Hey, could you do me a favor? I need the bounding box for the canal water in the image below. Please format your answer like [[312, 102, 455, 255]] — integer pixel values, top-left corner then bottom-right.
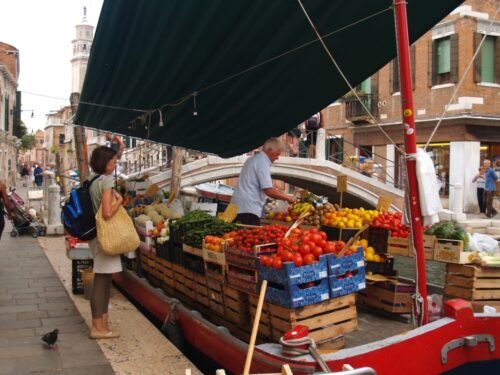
[[394, 256, 445, 286]]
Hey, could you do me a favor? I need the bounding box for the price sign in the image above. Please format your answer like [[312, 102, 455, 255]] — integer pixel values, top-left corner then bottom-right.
[[377, 195, 392, 212], [337, 175, 347, 193]]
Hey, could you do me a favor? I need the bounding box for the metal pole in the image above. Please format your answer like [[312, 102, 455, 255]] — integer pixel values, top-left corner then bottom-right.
[[393, 0, 428, 324]]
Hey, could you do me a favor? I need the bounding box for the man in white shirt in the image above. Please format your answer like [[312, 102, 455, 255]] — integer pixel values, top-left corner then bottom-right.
[[231, 138, 296, 225]]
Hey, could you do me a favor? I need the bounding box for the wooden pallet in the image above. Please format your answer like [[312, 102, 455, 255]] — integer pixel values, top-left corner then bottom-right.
[[249, 293, 357, 347], [444, 263, 500, 301]]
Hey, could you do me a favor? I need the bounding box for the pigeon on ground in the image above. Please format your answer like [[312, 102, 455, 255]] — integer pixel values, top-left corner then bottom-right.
[[42, 328, 59, 349]]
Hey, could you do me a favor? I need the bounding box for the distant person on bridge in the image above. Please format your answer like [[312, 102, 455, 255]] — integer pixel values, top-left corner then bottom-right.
[[105, 132, 125, 159], [231, 138, 296, 226]]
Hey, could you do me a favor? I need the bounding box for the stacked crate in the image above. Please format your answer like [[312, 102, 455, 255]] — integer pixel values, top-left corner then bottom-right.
[[249, 293, 357, 347], [226, 244, 275, 294], [444, 263, 500, 312], [258, 255, 330, 308], [326, 247, 366, 298]]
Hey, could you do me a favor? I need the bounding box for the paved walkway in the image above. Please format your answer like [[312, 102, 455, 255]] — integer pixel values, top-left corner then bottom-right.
[[1, 183, 200, 375], [0, 220, 114, 375]]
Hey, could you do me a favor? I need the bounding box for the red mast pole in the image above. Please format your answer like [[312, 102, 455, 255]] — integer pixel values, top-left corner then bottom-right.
[[393, 1, 428, 324]]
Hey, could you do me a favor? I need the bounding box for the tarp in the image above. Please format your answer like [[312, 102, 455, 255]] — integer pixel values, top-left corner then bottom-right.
[[74, 0, 464, 157]]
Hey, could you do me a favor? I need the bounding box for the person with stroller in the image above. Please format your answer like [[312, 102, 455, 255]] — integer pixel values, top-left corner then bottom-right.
[[0, 181, 13, 239]]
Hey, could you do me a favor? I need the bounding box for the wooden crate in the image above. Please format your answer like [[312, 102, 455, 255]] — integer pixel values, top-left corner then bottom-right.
[[223, 285, 249, 325], [249, 293, 357, 345], [194, 273, 210, 306], [387, 235, 434, 259], [444, 263, 500, 301], [356, 279, 415, 314], [433, 239, 471, 264], [207, 278, 225, 316], [173, 263, 198, 300]]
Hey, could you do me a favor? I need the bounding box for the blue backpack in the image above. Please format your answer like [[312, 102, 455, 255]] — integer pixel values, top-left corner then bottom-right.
[[61, 175, 101, 240]]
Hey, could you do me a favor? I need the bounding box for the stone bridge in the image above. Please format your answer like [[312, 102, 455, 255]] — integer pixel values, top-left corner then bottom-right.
[[148, 156, 404, 210]]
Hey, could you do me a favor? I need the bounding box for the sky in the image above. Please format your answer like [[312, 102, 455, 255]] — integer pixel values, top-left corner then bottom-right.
[[0, 0, 103, 132]]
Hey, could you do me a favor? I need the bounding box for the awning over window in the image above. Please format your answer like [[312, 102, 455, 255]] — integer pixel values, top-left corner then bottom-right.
[[74, 0, 463, 157]]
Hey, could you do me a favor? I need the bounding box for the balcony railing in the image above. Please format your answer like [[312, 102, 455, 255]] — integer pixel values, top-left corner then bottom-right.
[[344, 94, 378, 124]]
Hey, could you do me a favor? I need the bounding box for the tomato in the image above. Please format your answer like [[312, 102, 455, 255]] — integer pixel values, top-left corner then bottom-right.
[[272, 257, 283, 269], [323, 241, 336, 254], [303, 253, 316, 265], [310, 233, 322, 244], [281, 250, 294, 262], [311, 246, 323, 259], [301, 235, 311, 244], [260, 255, 269, 266], [317, 239, 327, 249], [319, 231, 327, 240], [292, 253, 303, 267], [298, 244, 311, 256], [335, 240, 346, 252]]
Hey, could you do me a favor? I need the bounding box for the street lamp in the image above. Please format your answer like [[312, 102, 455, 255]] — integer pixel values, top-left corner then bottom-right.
[[11, 108, 34, 117]]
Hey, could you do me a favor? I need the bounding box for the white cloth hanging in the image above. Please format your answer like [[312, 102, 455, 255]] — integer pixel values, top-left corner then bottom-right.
[[416, 148, 442, 226]]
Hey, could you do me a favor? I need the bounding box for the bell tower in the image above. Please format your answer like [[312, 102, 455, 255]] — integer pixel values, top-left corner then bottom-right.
[[71, 6, 94, 93]]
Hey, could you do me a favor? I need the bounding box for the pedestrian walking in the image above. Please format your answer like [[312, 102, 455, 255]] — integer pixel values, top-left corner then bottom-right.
[[483, 159, 498, 218], [34, 164, 44, 188], [20, 164, 30, 187], [472, 167, 485, 214]]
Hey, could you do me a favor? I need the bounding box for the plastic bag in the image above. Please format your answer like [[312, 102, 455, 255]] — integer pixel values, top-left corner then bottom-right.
[[469, 233, 499, 254], [167, 198, 185, 217], [428, 294, 443, 322]]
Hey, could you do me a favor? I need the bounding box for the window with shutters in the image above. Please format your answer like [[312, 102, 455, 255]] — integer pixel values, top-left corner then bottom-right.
[[390, 45, 416, 93], [474, 33, 500, 84], [429, 34, 458, 86]]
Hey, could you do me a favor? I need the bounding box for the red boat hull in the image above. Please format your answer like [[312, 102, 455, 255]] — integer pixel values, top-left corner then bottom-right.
[[114, 269, 500, 374]]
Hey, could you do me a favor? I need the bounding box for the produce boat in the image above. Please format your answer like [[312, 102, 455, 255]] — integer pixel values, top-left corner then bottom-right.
[[76, 0, 500, 373], [194, 182, 234, 203], [115, 267, 500, 374]]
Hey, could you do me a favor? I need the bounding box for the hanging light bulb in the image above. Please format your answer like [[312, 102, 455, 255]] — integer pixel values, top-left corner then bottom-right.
[[158, 108, 164, 127], [193, 92, 198, 116]]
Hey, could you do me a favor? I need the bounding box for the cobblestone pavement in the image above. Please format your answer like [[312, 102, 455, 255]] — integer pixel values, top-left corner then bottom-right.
[[0, 220, 115, 375]]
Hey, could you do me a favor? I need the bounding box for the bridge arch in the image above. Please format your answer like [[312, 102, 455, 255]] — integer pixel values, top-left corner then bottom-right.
[[148, 156, 404, 210]]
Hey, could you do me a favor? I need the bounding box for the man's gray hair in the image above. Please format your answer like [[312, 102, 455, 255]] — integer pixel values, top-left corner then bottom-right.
[[262, 137, 285, 152]]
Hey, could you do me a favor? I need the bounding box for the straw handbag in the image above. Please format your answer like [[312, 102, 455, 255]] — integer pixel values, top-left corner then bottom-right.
[[96, 204, 140, 255]]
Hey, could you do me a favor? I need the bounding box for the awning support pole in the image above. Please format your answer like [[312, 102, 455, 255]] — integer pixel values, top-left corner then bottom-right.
[[393, 0, 428, 325]]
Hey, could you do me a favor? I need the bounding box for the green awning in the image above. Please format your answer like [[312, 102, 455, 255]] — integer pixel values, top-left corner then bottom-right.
[[74, 0, 463, 157]]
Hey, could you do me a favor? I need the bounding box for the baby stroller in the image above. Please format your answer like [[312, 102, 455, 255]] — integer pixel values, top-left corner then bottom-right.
[[8, 189, 46, 238]]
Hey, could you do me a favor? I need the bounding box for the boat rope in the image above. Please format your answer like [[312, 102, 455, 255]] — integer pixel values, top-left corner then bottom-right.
[[279, 336, 331, 373], [296, 0, 404, 155], [424, 3, 500, 150], [161, 298, 181, 332]]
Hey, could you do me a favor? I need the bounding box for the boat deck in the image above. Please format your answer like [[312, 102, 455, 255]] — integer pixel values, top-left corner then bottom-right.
[[344, 308, 410, 348]]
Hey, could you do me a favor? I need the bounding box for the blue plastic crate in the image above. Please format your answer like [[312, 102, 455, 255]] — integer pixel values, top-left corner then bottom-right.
[[263, 277, 330, 308], [258, 255, 328, 286], [328, 267, 366, 298], [325, 246, 364, 276]]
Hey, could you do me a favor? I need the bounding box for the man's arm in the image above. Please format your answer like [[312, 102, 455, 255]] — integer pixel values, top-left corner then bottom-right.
[[263, 187, 296, 204]]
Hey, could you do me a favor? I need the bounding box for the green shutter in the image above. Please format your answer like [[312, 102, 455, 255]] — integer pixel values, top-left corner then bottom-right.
[[392, 59, 400, 92], [481, 35, 495, 83], [437, 37, 451, 74], [495, 36, 500, 84], [299, 139, 307, 158], [449, 34, 458, 83], [474, 33, 482, 82]]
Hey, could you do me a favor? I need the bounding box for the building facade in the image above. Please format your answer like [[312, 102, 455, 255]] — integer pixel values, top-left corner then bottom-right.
[[323, 0, 500, 213], [0, 41, 20, 186]]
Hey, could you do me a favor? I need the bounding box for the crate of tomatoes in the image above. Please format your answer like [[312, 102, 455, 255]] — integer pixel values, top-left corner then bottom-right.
[[257, 227, 338, 308]]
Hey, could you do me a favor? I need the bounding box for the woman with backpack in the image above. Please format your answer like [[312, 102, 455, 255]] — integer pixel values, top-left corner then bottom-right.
[[87, 146, 124, 339], [0, 181, 13, 239]]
